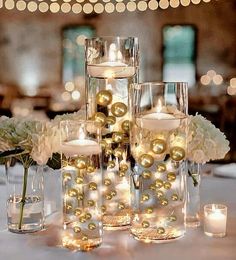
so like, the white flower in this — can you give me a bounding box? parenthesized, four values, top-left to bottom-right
(187, 115, 230, 163)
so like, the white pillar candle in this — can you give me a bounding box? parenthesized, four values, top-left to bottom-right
(204, 204, 227, 237)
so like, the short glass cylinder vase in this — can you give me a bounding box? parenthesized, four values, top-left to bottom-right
(130, 82, 188, 242)
(6, 157, 44, 233)
(60, 120, 103, 251)
(186, 161, 201, 227)
(85, 36, 139, 230)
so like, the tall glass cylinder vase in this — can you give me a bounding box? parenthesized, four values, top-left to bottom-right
(6, 157, 44, 233)
(60, 120, 103, 251)
(85, 36, 139, 230)
(186, 161, 201, 227)
(130, 82, 188, 242)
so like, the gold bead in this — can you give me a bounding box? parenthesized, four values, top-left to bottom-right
(111, 102, 127, 117)
(96, 90, 113, 106)
(87, 200, 95, 207)
(104, 178, 112, 186)
(107, 160, 115, 169)
(113, 147, 124, 158)
(170, 147, 185, 161)
(101, 205, 106, 212)
(156, 190, 164, 198)
(82, 235, 88, 241)
(105, 147, 113, 156)
(105, 194, 112, 200)
(89, 182, 97, 191)
(164, 181, 172, 190)
(85, 213, 92, 220)
(118, 202, 125, 210)
(74, 208, 82, 216)
(63, 173, 72, 182)
(79, 216, 87, 223)
(118, 171, 126, 177)
(121, 120, 130, 132)
(155, 179, 164, 189)
(75, 176, 83, 184)
(142, 170, 152, 179)
(139, 154, 154, 168)
(167, 172, 176, 182)
(110, 190, 117, 197)
(112, 132, 123, 143)
(160, 198, 168, 206)
(171, 193, 179, 201)
(107, 116, 116, 125)
(94, 112, 107, 126)
(87, 165, 95, 173)
(157, 227, 165, 234)
(169, 215, 177, 222)
(68, 188, 78, 197)
(142, 221, 150, 228)
(65, 203, 73, 212)
(73, 226, 81, 233)
(150, 139, 167, 154)
(141, 194, 150, 202)
(156, 163, 166, 173)
(120, 163, 129, 172)
(145, 207, 154, 214)
(77, 193, 84, 201)
(149, 184, 156, 191)
(88, 223, 96, 230)
(77, 156, 88, 169)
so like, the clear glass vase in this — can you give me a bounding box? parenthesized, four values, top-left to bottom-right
(6, 157, 44, 233)
(130, 82, 188, 242)
(186, 161, 201, 227)
(85, 36, 139, 230)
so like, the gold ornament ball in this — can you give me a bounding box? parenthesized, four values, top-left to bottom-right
(112, 132, 123, 143)
(85, 213, 92, 220)
(107, 160, 115, 169)
(77, 156, 88, 169)
(141, 193, 150, 202)
(77, 193, 84, 201)
(120, 163, 128, 172)
(68, 188, 78, 197)
(82, 235, 88, 241)
(151, 139, 167, 154)
(156, 190, 164, 198)
(155, 179, 164, 189)
(89, 182, 97, 191)
(170, 147, 185, 161)
(142, 170, 152, 179)
(73, 226, 81, 233)
(88, 223, 96, 230)
(113, 147, 124, 158)
(145, 207, 154, 214)
(157, 227, 165, 234)
(111, 102, 127, 117)
(142, 221, 150, 228)
(74, 208, 82, 216)
(110, 190, 117, 197)
(79, 216, 87, 223)
(105, 194, 112, 200)
(87, 165, 95, 173)
(63, 173, 72, 182)
(160, 198, 168, 206)
(118, 171, 126, 177)
(107, 115, 116, 125)
(169, 215, 177, 222)
(121, 120, 130, 132)
(171, 193, 179, 201)
(87, 200, 95, 207)
(156, 163, 166, 173)
(65, 203, 73, 212)
(96, 90, 113, 106)
(164, 181, 172, 190)
(139, 154, 154, 168)
(94, 112, 107, 126)
(75, 176, 83, 184)
(167, 172, 176, 182)
(104, 178, 112, 186)
(118, 202, 125, 210)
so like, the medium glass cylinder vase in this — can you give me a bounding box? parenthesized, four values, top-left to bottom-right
(60, 120, 103, 251)
(85, 36, 139, 230)
(6, 157, 44, 233)
(130, 82, 188, 242)
(186, 161, 201, 227)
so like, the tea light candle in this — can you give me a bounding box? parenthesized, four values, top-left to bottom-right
(204, 204, 227, 238)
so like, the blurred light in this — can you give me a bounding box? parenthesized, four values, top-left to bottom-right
(137, 1, 147, 11)
(61, 91, 71, 101)
(170, 0, 180, 8)
(212, 74, 223, 85)
(191, 0, 201, 4)
(65, 81, 75, 92)
(227, 86, 236, 96)
(200, 75, 211, 86)
(16, 0, 26, 11)
(89, 0, 98, 3)
(127, 1, 136, 12)
(207, 70, 216, 78)
(5, 0, 15, 10)
(94, 3, 104, 13)
(116, 2, 126, 12)
(76, 35, 86, 45)
(230, 78, 236, 88)
(50, 2, 60, 13)
(105, 3, 115, 13)
(159, 0, 169, 9)
(180, 0, 190, 6)
(83, 3, 93, 13)
(27, 1, 37, 12)
(71, 90, 81, 100)
(61, 2, 71, 13)
(39, 2, 49, 12)
(148, 0, 158, 10)
(72, 3, 82, 13)
(76, 0, 85, 3)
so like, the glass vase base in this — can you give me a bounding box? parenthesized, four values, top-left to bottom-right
(130, 228, 185, 243)
(62, 237, 102, 251)
(8, 223, 43, 234)
(204, 231, 226, 238)
(103, 215, 130, 231)
(186, 216, 200, 228)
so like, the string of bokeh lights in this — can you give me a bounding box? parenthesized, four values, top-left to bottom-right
(0, 0, 213, 14)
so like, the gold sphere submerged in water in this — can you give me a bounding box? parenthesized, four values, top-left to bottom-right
(155, 179, 164, 189)
(142, 170, 152, 179)
(160, 198, 168, 206)
(82, 234, 88, 241)
(101, 205, 106, 213)
(88, 223, 96, 230)
(112, 132, 123, 143)
(94, 112, 107, 126)
(156, 163, 166, 173)
(73, 226, 81, 233)
(75, 176, 84, 184)
(145, 207, 154, 214)
(163, 181, 172, 190)
(118, 202, 125, 210)
(141, 193, 150, 202)
(167, 172, 176, 182)
(170, 146, 185, 161)
(157, 227, 165, 234)
(107, 160, 115, 168)
(171, 193, 179, 201)
(89, 182, 97, 191)
(87, 165, 95, 173)
(85, 213, 92, 220)
(87, 200, 95, 207)
(63, 173, 72, 182)
(113, 147, 124, 158)
(139, 154, 154, 168)
(107, 115, 116, 125)
(76, 156, 88, 169)
(121, 120, 130, 132)
(118, 171, 126, 177)
(68, 188, 78, 197)
(169, 215, 177, 222)
(142, 221, 150, 228)
(96, 90, 113, 106)
(104, 178, 112, 186)
(150, 139, 167, 154)
(120, 163, 129, 172)
(111, 102, 128, 117)
(74, 208, 82, 216)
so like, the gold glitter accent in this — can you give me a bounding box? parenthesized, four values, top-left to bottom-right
(120, 163, 128, 172)
(118, 171, 126, 177)
(156, 190, 164, 198)
(79, 216, 87, 223)
(87, 165, 95, 173)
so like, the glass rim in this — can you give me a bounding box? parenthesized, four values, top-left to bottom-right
(136, 81, 188, 86)
(204, 204, 227, 210)
(85, 36, 139, 42)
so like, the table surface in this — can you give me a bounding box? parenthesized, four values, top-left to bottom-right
(0, 171, 236, 260)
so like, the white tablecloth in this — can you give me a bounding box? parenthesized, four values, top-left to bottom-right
(0, 174, 236, 260)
